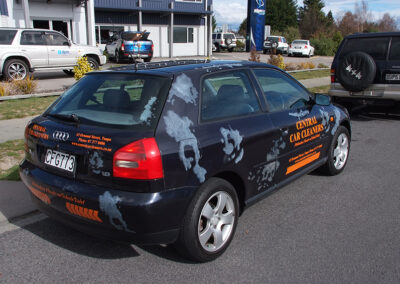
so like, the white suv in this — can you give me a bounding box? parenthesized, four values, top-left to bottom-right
(212, 32, 237, 52)
(263, 36, 289, 54)
(0, 28, 107, 80)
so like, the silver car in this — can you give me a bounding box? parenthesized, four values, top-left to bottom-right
(0, 28, 106, 80)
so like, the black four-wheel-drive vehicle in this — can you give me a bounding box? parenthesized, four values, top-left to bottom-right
(329, 32, 400, 109)
(105, 31, 153, 63)
(20, 60, 351, 262)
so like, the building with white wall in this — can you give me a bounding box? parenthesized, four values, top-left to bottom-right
(0, 0, 213, 57)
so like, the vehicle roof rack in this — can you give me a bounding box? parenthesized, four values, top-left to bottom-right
(110, 59, 211, 71)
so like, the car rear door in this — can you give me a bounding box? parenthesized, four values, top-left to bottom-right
(19, 31, 48, 67)
(252, 68, 330, 184)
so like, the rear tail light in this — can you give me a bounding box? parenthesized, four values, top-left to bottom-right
(304, 45, 308, 49)
(121, 43, 125, 51)
(331, 68, 335, 83)
(24, 125, 29, 152)
(290, 44, 292, 48)
(278, 38, 281, 42)
(113, 138, 163, 180)
(151, 44, 154, 52)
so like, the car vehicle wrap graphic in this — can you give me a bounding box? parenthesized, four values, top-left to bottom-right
(20, 60, 351, 261)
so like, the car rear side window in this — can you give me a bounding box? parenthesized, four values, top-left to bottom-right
(340, 37, 390, 60)
(201, 70, 261, 121)
(47, 73, 171, 129)
(389, 37, 400, 60)
(20, 31, 46, 45)
(0, 30, 17, 44)
(253, 69, 311, 112)
(45, 32, 69, 46)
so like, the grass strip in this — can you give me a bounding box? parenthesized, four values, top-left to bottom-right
(0, 96, 58, 120)
(291, 69, 330, 80)
(0, 139, 24, 181)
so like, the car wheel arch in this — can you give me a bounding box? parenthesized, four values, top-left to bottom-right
(84, 54, 100, 64)
(3, 56, 32, 71)
(214, 171, 246, 214)
(340, 119, 351, 138)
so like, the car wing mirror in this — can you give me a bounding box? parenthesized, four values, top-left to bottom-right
(314, 93, 331, 106)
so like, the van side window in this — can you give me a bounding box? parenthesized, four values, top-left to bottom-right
(389, 37, 400, 60)
(201, 70, 261, 121)
(340, 37, 389, 60)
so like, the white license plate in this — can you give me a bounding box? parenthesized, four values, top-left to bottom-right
(386, 74, 400, 81)
(44, 149, 76, 173)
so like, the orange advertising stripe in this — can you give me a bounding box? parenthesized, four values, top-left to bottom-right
(28, 184, 51, 204)
(65, 202, 102, 223)
(286, 152, 321, 175)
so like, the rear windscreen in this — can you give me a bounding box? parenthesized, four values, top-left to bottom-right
(267, 37, 278, 42)
(0, 30, 17, 44)
(223, 34, 235, 39)
(340, 37, 390, 60)
(293, 40, 307, 45)
(46, 73, 171, 129)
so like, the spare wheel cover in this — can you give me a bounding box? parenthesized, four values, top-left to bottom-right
(337, 51, 376, 92)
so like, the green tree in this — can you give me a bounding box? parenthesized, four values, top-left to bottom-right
(265, 0, 298, 32)
(299, 0, 327, 38)
(238, 18, 247, 36)
(212, 16, 217, 32)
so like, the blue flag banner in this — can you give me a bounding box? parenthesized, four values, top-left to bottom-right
(246, 0, 266, 51)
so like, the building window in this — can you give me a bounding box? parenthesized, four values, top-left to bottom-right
(176, 0, 202, 2)
(169, 27, 194, 43)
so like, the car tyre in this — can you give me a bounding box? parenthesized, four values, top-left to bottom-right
(144, 57, 152, 63)
(4, 59, 29, 80)
(337, 51, 376, 92)
(63, 69, 74, 76)
(86, 57, 99, 70)
(263, 49, 267, 54)
(115, 50, 120, 63)
(175, 177, 239, 262)
(321, 126, 350, 175)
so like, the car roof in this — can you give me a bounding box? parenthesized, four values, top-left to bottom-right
(94, 60, 279, 76)
(345, 32, 400, 39)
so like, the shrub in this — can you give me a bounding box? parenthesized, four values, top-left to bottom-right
(0, 84, 5, 96)
(11, 76, 38, 94)
(73, 56, 93, 81)
(310, 36, 337, 56)
(268, 54, 285, 70)
(282, 26, 301, 44)
(248, 48, 260, 62)
(318, 63, 328, 68)
(236, 40, 245, 51)
(285, 63, 298, 71)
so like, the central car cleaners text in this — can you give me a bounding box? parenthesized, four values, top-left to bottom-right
(290, 116, 324, 143)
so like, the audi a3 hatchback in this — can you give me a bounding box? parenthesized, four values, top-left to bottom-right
(20, 60, 351, 262)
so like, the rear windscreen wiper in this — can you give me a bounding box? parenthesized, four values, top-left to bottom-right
(47, 113, 80, 124)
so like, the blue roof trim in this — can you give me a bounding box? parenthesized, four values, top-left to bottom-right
(0, 0, 9, 16)
(94, 0, 212, 14)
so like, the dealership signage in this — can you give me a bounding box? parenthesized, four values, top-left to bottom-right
(246, 0, 266, 51)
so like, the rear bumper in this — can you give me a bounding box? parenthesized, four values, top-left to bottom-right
(99, 55, 107, 65)
(20, 159, 197, 244)
(288, 49, 308, 56)
(329, 83, 400, 101)
(120, 51, 152, 59)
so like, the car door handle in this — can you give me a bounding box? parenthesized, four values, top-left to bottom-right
(280, 127, 289, 135)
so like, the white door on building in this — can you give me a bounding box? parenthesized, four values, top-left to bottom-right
(19, 31, 48, 67)
(45, 31, 78, 67)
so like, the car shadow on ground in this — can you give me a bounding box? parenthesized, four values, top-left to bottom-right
(16, 216, 193, 262)
(349, 104, 400, 122)
(18, 217, 139, 259)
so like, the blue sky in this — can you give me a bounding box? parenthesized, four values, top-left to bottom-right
(213, 0, 400, 30)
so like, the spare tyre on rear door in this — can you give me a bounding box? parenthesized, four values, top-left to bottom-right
(336, 51, 376, 93)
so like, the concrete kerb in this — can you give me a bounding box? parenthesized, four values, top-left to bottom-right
(0, 91, 63, 101)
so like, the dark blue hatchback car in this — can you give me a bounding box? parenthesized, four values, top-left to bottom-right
(20, 60, 351, 262)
